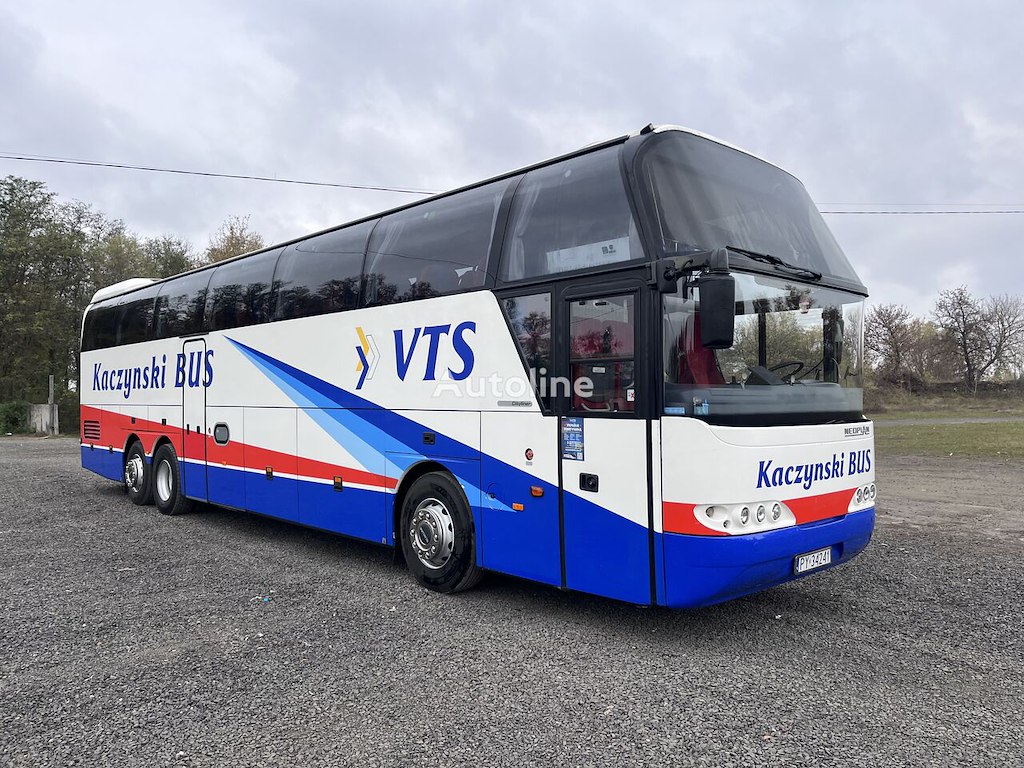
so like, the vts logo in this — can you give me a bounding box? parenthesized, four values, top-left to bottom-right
(354, 326, 380, 389)
(356, 322, 476, 389)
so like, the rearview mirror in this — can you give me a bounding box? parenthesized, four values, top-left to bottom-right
(698, 272, 735, 349)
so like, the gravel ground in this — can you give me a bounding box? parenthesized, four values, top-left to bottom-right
(1, 436, 1021, 767)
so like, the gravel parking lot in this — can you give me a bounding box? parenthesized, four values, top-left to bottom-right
(1, 437, 1021, 767)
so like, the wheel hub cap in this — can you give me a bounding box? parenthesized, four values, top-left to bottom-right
(155, 459, 173, 503)
(409, 498, 454, 570)
(125, 455, 145, 492)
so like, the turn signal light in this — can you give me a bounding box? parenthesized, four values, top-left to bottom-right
(530, 486, 544, 497)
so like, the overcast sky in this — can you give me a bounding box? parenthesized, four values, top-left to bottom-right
(2, 1, 1022, 315)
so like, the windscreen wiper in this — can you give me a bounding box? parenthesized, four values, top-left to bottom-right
(725, 245, 822, 281)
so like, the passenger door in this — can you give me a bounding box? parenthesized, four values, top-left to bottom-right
(181, 338, 208, 501)
(557, 279, 653, 604)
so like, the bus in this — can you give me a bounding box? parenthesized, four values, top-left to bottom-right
(80, 124, 875, 608)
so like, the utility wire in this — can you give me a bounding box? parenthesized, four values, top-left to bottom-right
(0, 152, 439, 195)
(820, 210, 1024, 215)
(4, 151, 1024, 213)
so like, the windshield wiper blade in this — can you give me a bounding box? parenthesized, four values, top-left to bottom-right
(725, 245, 822, 281)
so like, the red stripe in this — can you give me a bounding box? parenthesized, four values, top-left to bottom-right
(663, 501, 728, 536)
(785, 489, 856, 525)
(80, 404, 395, 490)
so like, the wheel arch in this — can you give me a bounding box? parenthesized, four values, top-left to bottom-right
(123, 432, 142, 457)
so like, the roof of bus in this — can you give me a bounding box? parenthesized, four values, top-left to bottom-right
(87, 124, 783, 306)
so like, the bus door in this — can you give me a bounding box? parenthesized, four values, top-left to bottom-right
(558, 281, 653, 604)
(181, 338, 208, 501)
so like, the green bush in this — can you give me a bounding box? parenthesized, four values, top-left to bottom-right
(0, 401, 29, 434)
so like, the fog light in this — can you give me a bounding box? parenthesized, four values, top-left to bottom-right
(739, 506, 750, 525)
(772, 503, 782, 521)
(756, 504, 766, 523)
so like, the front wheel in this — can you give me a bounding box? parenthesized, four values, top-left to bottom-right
(400, 472, 482, 593)
(152, 443, 195, 517)
(124, 440, 153, 506)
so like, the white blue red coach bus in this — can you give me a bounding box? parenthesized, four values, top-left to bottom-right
(80, 125, 875, 608)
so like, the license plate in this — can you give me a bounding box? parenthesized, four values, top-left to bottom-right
(794, 547, 833, 574)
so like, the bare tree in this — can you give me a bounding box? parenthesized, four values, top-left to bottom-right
(904, 318, 958, 382)
(865, 304, 913, 381)
(933, 286, 1024, 392)
(204, 215, 264, 264)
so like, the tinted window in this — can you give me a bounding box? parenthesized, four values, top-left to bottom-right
(82, 302, 118, 351)
(637, 131, 859, 284)
(503, 293, 552, 409)
(273, 222, 374, 320)
(116, 286, 160, 345)
(363, 180, 509, 306)
(500, 147, 639, 283)
(155, 270, 213, 338)
(206, 248, 281, 331)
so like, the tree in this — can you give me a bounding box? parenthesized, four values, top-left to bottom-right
(143, 235, 196, 278)
(865, 304, 913, 381)
(933, 286, 1024, 392)
(204, 215, 264, 264)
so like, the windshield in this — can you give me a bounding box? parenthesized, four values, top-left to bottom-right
(637, 131, 861, 287)
(663, 272, 865, 426)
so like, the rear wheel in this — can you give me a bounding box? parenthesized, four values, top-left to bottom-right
(124, 440, 153, 506)
(152, 443, 195, 516)
(400, 472, 482, 593)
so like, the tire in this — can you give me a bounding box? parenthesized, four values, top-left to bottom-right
(400, 471, 482, 594)
(124, 440, 153, 506)
(151, 443, 195, 517)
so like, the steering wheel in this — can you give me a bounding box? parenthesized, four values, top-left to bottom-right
(769, 360, 805, 378)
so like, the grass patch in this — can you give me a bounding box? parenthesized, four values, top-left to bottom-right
(875, 421, 1024, 459)
(868, 408, 1024, 421)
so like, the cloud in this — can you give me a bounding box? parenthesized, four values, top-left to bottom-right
(1, 0, 1022, 313)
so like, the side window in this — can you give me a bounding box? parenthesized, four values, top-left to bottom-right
(363, 180, 508, 306)
(499, 147, 639, 283)
(155, 270, 212, 339)
(502, 293, 552, 409)
(206, 249, 281, 331)
(116, 287, 160, 345)
(273, 222, 374, 320)
(569, 294, 636, 413)
(83, 302, 118, 351)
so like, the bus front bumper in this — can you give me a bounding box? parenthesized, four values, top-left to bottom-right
(661, 508, 875, 609)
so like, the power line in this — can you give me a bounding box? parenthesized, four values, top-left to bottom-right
(820, 210, 1024, 215)
(0, 152, 439, 195)
(3, 151, 1024, 214)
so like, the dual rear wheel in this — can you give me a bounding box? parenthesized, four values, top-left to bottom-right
(123, 441, 193, 516)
